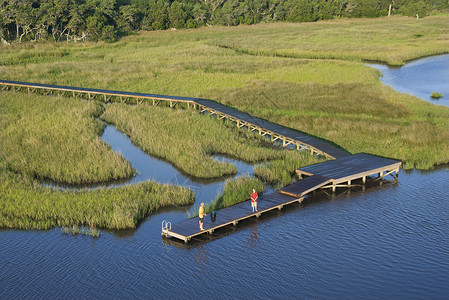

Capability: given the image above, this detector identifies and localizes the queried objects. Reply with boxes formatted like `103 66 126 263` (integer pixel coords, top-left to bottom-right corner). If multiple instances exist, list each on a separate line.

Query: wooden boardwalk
0 79 349 159
162 153 401 242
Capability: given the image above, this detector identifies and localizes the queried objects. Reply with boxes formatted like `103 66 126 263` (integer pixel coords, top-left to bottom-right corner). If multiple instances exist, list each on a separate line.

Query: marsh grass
0 91 135 184
0 91 198 230
210 81 449 169
431 92 443 99
0 162 194 230
210 16 449 66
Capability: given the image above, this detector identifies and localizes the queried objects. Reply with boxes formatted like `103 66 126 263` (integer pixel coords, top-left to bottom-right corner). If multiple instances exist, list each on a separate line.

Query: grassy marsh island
431 92 444 99
0 166 194 230
0 92 135 184
1 16 449 230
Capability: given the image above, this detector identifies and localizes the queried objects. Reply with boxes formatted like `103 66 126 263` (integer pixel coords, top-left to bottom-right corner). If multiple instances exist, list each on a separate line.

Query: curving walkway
1 79 349 159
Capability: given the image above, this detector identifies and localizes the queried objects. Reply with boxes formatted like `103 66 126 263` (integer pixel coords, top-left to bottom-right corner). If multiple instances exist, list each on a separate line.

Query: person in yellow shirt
199 202 206 230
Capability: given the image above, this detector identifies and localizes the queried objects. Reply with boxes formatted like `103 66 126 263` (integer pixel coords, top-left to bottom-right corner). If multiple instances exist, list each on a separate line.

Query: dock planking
163 153 401 242
164 192 305 242
279 175 331 197
296 153 401 192
297 153 401 182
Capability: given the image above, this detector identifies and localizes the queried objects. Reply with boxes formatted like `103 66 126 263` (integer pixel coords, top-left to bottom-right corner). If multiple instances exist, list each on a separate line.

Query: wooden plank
279 175 331 197
298 153 401 181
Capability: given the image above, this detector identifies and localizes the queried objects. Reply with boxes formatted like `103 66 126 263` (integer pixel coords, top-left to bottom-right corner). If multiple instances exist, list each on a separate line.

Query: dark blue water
1 57 449 299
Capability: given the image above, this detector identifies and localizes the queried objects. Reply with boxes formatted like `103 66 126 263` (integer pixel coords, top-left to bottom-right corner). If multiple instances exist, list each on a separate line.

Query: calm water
368 54 449 107
2 56 449 299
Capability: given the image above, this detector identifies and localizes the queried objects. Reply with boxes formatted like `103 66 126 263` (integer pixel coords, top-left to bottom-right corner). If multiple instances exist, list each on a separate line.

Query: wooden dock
0 79 349 159
162 153 401 242
295 153 401 192
163 192 306 242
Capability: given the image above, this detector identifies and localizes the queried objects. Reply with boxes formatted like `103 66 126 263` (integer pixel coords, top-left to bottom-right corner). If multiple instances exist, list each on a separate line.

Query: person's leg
255 201 258 212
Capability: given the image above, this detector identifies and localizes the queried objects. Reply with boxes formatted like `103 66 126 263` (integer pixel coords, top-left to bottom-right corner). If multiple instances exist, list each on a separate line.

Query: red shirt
251 192 258 202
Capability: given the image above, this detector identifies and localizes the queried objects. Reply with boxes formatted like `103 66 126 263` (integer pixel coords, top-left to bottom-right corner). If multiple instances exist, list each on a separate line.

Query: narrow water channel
1 56 449 299
101 124 261 217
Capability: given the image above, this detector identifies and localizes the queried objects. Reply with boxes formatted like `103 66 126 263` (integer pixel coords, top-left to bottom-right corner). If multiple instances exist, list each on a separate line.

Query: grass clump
190 176 264 217
0 92 135 184
431 92 443 99
0 162 194 230
101 103 286 178
61 226 101 238
255 151 327 187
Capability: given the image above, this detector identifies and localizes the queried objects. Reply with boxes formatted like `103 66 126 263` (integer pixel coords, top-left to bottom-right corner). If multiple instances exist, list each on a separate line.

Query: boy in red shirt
251 189 258 212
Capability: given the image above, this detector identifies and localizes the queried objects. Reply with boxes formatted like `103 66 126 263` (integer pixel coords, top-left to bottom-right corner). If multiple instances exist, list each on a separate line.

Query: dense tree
168 1 187 28
0 0 447 43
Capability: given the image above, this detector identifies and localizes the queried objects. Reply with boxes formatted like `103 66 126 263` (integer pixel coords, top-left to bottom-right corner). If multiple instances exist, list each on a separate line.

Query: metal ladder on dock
161 220 171 237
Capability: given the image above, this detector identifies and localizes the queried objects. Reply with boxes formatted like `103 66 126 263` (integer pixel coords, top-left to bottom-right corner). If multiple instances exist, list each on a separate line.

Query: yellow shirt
199 206 204 218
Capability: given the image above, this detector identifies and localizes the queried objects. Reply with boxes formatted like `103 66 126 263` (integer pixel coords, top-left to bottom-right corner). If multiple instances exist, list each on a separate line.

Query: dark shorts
199 217 204 223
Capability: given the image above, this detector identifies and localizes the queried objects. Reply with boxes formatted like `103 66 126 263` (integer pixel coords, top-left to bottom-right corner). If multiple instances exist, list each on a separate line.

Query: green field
1 16 449 230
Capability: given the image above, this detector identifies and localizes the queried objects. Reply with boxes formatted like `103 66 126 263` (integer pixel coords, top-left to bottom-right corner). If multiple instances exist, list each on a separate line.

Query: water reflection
193 244 209 272
246 224 260 248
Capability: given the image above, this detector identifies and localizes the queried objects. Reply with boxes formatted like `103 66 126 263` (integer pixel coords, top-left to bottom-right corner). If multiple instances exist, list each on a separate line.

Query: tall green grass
210 16 449 66
0 91 135 184
0 159 194 230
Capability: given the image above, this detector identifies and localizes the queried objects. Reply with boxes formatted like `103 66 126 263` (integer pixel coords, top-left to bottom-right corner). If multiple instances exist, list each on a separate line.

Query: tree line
1 0 447 43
